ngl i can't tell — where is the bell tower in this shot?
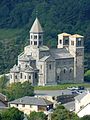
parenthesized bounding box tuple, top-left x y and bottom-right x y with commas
(30, 17, 43, 48)
(69, 34, 84, 82)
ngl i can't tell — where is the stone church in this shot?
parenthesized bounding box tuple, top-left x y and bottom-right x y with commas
(10, 17, 84, 86)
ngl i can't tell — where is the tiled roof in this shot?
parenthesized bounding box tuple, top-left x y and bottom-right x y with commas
(74, 91, 89, 101)
(19, 54, 35, 61)
(30, 17, 43, 33)
(9, 96, 53, 106)
(39, 45, 49, 51)
(50, 48, 73, 59)
(10, 65, 20, 73)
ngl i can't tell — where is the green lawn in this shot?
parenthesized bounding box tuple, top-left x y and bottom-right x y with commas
(0, 29, 22, 40)
(35, 83, 90, 90)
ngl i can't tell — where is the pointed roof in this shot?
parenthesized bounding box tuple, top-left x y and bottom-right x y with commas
(30, 17, 43, 33)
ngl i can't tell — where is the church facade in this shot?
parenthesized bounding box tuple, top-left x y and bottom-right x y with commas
(10, 18, 84, 86)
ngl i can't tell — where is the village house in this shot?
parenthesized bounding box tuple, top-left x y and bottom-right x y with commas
(8, 96, 53, 115)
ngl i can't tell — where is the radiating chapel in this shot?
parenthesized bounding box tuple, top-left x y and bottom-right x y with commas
(10, 17, 84, 86)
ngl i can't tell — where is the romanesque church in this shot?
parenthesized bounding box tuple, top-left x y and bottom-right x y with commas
(10, 17, 84, 86)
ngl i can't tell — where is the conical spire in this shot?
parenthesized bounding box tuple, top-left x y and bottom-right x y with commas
(30, 17, 43, 33)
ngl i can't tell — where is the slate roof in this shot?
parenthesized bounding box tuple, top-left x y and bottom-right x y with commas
(30, 17, 43, 33)
(39, 45, 49, 51)
(9, 96, 53, 106)
(19, 53, 35, 61)
(74, 91, 89, 101)
(24, 66, 34, 73)
(10, 65, 20, 73)
(50, 48, 73, 59)
(63, 101, 75, 111)
(40, 55, 55, 62)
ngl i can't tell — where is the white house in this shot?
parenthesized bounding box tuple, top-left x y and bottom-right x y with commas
(74, 91, 90, 117)
(8, 96, 53, 115)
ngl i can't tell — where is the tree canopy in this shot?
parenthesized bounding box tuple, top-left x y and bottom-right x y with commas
(0, 107, 24, 120)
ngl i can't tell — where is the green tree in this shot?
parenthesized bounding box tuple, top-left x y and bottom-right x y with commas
(3, 81, 34, 101)
(28, 111, 47, 120)
(80, 115, 90, 120)
(51, 105, 79, 120)
(1, 107, 24, 120)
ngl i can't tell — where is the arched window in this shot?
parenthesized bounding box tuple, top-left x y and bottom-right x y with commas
(63, 68, 67, 73)
(34, 35, 37, 39)
(60, 40, 62, 44)
(69, 68, 73, 73)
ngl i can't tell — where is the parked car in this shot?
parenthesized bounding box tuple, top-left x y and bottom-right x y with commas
(67, 86, 78, 91)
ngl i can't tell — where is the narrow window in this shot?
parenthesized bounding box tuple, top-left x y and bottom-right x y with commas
(39, 35, 41, 39)
(40, 65, 42, 69)
(15, 75, 17, 79)
(16, 104, 18, 107)
(49, 64, 51, 70)
(22, 104, 25, 107)
(60, 40, 62, 44)
(71, 41, 74, 45)
(39, 41, 42, 45)
(64, 69, 66, 73)
(34, 41, 37, 45)
(25, 76, 26, 79)
(35, 73, 37, 79)
(20, 73, 22, 79)
(11, 75, 12, 79)
(34, 35, 37, 39)
(78, 41, 81, 46)
(31, 41, 32, 45)
(29, 76, 31, 79)
(57, 76, 59, 80)
(31, 35, 32, 39)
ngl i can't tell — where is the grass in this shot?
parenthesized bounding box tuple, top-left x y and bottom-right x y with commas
(0, 29, 22, 40)
(34, 83, 90, 90)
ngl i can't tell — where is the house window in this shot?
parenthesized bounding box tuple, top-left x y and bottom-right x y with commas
(34, 35, 37, 39)
(22, 104, 25, 107)
(20, 73, 22, 79)
(71, 41, 74, 45)
(60, 40, 62, 44)
(34, 41, 37, 45)
(49, 64, 51, 70)
(16, 104, 18, 107)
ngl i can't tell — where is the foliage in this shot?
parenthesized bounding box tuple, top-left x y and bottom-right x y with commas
(51, 104, 79, 120)
(28, 111, 47, 120)
(2, 81, 34, 101)
(0, 107, 24, 120)
(0, 75, 9, 90)
(84, 70, 90, 82)
(80, 115, 90, 120)
(35, 83, 90, 90)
